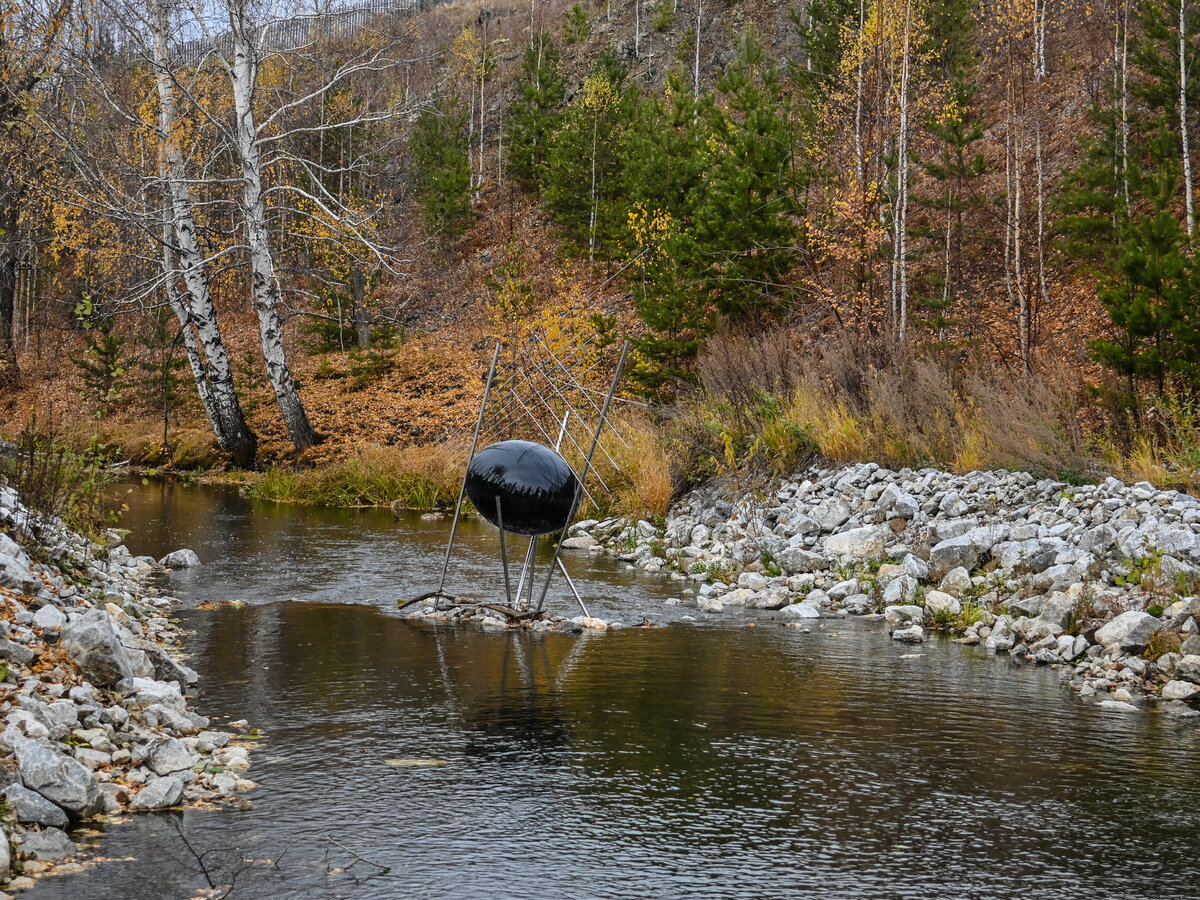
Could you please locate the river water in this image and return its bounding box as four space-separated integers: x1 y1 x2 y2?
23 480 1200 899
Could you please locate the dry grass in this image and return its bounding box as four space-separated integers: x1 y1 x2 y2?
600 410 675 519
683 327 1091 480
246 444 461 508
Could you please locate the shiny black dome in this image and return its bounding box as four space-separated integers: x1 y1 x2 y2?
464 440 582 536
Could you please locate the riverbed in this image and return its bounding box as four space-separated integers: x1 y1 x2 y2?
23 481 1200 898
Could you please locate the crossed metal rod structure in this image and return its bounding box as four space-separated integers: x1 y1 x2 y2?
431 338 630 619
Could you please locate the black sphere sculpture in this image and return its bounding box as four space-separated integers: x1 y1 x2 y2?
464 440 581 536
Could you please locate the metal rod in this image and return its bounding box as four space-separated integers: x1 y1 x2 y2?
496 497 512 606
513 537 537 612
557 558 590 618
555 410 569 451
535 335 629 447
436 342 501 595
534 339 630 617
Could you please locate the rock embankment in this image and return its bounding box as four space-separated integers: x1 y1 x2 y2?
0 483 254 889
566 464 1200 717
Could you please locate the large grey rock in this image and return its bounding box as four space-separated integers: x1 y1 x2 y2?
929 526 1007 579
19 827 76 861
12 737 104 819
1094 611 1163 651
780 601 820 619
0 536 39 595
59 610 137 686
939 567 973 595
0 636 35 667
1162 680 1200 702
1078 524 1117 557
811 497 851 531
159 549 201 568
824 526 887 560
924 591 962 616
882 575 917 606
1175 654 1200 684
32 604 67 631
3 783 69 828
777 547 827 573
892 623 925 643
877 484 919 519
1037 593 1076 632
143 644 200 685
746 587 791 610
129 775 185 811
737 571 768 592
146 737 199 776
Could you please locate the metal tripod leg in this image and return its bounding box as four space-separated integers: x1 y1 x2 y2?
496 497 512 606
437 343 501 595
513 537 537 611
557 558 590 619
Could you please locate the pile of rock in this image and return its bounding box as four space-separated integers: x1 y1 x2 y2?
0 482 254 887
566 463 1200 716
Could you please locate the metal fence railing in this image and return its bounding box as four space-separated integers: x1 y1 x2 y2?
172 0 425 66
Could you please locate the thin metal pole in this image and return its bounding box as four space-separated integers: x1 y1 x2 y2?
496 497 512 606
437 342 501 595
534 340 630 617
555 410 569 450
557 558 590 618
513 536 537 611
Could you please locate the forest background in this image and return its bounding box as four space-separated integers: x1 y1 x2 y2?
3 0 1199 519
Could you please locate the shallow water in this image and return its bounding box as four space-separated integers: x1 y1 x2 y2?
24 481 1200 898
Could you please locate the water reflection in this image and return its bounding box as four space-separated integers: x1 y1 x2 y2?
20 483 1200 899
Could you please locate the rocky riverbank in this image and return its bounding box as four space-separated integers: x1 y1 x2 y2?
0 484 255 891
559 464 1200 718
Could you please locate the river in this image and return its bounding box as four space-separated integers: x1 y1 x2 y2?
22 480 1200 898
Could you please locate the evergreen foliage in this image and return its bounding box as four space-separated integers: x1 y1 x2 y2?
410 95 472 240
506 38 567 190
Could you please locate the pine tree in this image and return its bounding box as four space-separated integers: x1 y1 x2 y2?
506 37 567 190
543 55 632 261
1061 125 1196 395
790 0 859 81
691 27 800 321
410 95 472 241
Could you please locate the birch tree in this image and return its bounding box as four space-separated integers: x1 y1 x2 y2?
181 0 418 450
149 0 258 464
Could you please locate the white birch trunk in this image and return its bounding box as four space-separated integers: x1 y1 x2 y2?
896 0 911 347
1015 128 1029 375
1035 127 1050 355
854 0 864 187
228 9 319 449
694 0 703 102
151 0 257 466
1182 0 1195 236
162 205 218 440
1122 1 1131 214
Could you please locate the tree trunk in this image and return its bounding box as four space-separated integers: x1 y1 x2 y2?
0 195 19 389
1182 0 1195 236
229 13 320 450
152 0 258 467
352 265 371 351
